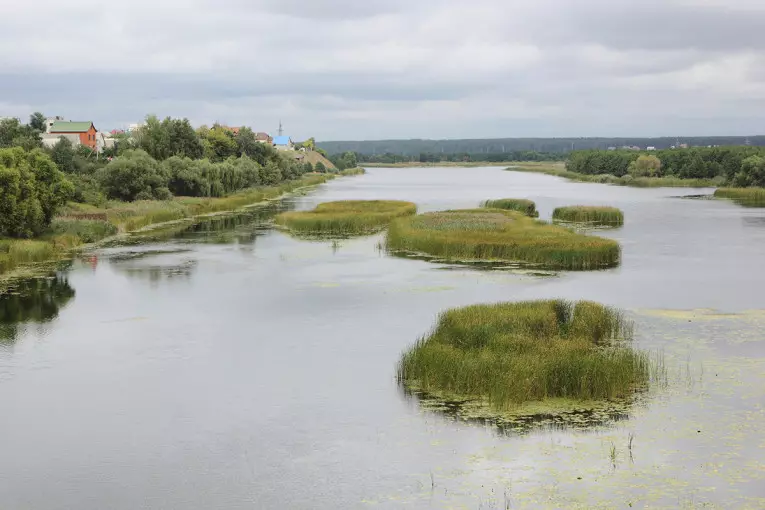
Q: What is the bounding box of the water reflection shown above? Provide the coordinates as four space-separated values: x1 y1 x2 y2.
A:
0 273 75 343
401 386 637 436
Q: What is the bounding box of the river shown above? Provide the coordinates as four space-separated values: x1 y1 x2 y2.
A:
1 167 764 509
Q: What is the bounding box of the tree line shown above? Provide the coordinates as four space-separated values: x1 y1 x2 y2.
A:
0 114 334 238
356 150 562 164
566 147 765 186
318 137 765 156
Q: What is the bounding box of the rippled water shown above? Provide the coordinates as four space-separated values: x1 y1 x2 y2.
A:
1 167 764 509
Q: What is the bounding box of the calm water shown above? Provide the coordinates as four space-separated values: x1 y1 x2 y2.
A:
1 167 765 509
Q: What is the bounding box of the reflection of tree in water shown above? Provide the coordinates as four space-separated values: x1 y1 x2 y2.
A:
0 274 76 343
400 386 638 437
120 260 197 285
175 201 295 245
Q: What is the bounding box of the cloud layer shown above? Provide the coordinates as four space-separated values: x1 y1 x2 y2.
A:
2 0 764 139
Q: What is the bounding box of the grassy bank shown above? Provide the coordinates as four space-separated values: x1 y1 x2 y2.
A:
398 300 653 409
1 174 337 278
387 209 620 270
509 163 719 188
714 188 765 207
361 161 516 168
339 167 366 176
553 206 624 227
275 200 417 236
481 198 538 217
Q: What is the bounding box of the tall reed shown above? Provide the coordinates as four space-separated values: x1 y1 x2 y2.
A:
553 206 624 226
482 198 538 217
397 300 652 408
714 188 765 207
275 200 417 235
387 209 620 270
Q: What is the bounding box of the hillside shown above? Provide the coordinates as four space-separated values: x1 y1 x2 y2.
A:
302 150 336 170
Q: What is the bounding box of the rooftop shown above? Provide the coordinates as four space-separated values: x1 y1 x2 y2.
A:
49 121 94 133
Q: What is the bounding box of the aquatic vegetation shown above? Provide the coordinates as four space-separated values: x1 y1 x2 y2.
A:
553 206 624 227
51 219 119 243
387 209 620 270
397 300 653 410
509 164 720 188
0 239 60 274
275 200 417 235
339 167 366 176
714 187 765 207
481 198 538 217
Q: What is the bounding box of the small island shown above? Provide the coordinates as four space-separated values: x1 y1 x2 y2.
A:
481 198 538 217
275 200 417 236
398 300 652 410
387 209 620 270
553 206 624 227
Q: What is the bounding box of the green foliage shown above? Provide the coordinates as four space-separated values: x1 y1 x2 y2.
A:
0 118 41 150
553 206 624 227
714 187 765 207
96 149 171 201
315 162 327 173
0 239 59 274
0 147 74 237
201 125 238 162
339 167 365 176
628 155 661 177
387 209 621 270
136 115 204 160
29 112 46 133
732 156 765 188
397 300 652 408
50 136 77 173
481 198 538 217
275 200 417 235
330 151 359 170
51 219 117 243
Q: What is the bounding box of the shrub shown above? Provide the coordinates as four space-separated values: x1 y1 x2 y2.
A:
97 149 171 201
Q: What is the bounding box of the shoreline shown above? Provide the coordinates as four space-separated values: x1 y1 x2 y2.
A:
0 173 350 287
506 163 720 188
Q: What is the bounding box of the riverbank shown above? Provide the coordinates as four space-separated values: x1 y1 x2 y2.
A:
0 173 345 282
361 161 527 168
508 162 720 188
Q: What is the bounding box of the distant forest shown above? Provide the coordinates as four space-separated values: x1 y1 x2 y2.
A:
318 136 765 159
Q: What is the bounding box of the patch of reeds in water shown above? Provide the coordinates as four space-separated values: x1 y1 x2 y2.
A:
386 209 620 270
339 167 366 176
481 198 538 217
553 206 624 227
275 200 417 235
51 219 119 243
0 239 60 274
714 188 765 207
397 300 654 408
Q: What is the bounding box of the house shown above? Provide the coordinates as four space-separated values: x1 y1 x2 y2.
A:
40 133 81 149
647 146 656 151
49 121 98 150
220 126 241 136
255 132 273 144
273 135 294 151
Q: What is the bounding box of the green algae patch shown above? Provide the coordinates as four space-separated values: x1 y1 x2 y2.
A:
552 206 624 227
275 200 417 236
386 209 620 270
481 198 539 217
398 300 654 412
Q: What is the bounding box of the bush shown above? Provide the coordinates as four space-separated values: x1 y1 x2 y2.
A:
51 219 118 243
0 147 74 238
97 149 171 201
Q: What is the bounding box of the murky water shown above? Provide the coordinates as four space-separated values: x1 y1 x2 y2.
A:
1 167 764 509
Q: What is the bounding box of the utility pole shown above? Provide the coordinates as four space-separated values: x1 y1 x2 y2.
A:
278 121 284 137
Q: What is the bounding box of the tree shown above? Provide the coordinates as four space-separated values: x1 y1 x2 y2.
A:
201 126 238 162
0 118 41 149
235 127 259 158
628 155 662 177
97 149 171 201
315 162 327 173
260 161 283 185
29 112 46 133
0 147 73 237
303 162 314 173
50 137 77 173
135 115 204 161
733 155 765 188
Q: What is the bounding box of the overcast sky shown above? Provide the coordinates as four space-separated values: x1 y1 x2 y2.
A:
2 0 764 140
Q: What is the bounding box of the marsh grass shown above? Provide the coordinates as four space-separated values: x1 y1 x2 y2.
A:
509 164 720 188
714 188 765 207
0 239 60 274
51 219 119 243
275 200 417 235
397 300 652 408
482 198 538 217
553 206 624 227
387 209 620 270
339 167 366 176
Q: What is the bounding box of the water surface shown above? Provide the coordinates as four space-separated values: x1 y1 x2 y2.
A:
1 167 764 509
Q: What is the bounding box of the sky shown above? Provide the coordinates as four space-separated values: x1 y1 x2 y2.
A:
1 0 764 140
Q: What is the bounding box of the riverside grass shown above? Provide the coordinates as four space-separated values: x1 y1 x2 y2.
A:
509 163 720 188
1 174 336 277
481 198 538 217
275 200 417 235
387 209 620 270
715 188 765 207
397 300 652 409
553 206 624 227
